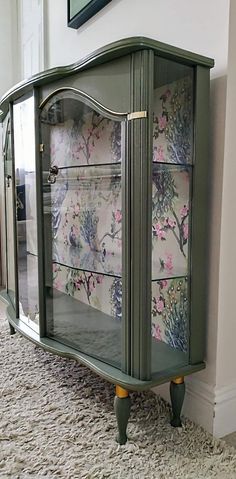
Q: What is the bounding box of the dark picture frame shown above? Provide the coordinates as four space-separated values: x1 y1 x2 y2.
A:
67 0 112 29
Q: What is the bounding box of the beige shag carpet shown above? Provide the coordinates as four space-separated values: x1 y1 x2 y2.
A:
1 312 236 479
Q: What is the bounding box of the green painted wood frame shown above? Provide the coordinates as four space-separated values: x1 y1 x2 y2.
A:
189 65 211 364
128 49 153 380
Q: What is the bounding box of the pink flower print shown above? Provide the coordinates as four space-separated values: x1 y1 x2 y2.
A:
96 275 104 284
183 223 189 240
154 223 166 240
165 253 173 272
156 297 165 313
153 323 162 341
180 204 189 219
159 280 168 289
114 209 122 223
164 217 176 229
158 115 167 131
169 219 176 228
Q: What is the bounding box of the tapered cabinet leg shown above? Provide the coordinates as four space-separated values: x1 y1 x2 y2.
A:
9 322 16 335
170 377 185 427
114 385 131 445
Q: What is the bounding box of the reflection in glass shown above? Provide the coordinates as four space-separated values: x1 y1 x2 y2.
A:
41 91 121 167
50 164 122 276
152 164 191 280
41 92 123 368
47 264 122 366
153 57 193 165
3 118 15 307
13 95 39 331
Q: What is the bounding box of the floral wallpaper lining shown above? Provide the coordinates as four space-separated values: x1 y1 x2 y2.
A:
153 76 193 165
152 74 192 352
152 277 188 353
51 165 122 277
152 165 190 280
53 263 122 321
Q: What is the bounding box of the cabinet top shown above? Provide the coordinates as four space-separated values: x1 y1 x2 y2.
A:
0 36 214 121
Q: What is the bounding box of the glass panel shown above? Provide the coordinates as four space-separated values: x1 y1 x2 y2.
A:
41 92 123 368
13 95 39 332
51 164 121 276
152 277 188 371
48 264 122 366
153 57 193 165
152 164 191 280
41 91 121 168
3 119 15 307
152 57 193 374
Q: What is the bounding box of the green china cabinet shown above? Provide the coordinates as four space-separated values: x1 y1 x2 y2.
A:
0 37 214 444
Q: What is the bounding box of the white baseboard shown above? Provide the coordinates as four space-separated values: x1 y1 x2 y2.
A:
154 378 236 438
214 383 236 437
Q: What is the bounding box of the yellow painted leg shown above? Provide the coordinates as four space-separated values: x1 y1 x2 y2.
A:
116 385 129 398
114 385 131 445
172 376 184 385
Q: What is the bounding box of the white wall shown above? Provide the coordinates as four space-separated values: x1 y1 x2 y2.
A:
216 0 236 391
210 0 236 436
0 0 20 98
45 0 229 78
18 0 45 79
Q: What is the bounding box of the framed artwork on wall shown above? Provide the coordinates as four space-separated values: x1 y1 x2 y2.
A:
67 0 112 29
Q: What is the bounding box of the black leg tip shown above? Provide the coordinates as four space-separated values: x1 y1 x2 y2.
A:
116 433 128 445
9 323 16 335
170 417 182 428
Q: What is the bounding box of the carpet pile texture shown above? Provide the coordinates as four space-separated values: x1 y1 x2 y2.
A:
1 312 236 478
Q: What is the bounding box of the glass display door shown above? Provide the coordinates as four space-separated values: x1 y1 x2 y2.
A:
40 90 124 368
3 117 16 308
13 94 39 332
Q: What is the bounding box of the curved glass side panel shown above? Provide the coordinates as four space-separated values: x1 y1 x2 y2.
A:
3 117 15 307
13 95 39 332
41 92 123 369
152 57 194 374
